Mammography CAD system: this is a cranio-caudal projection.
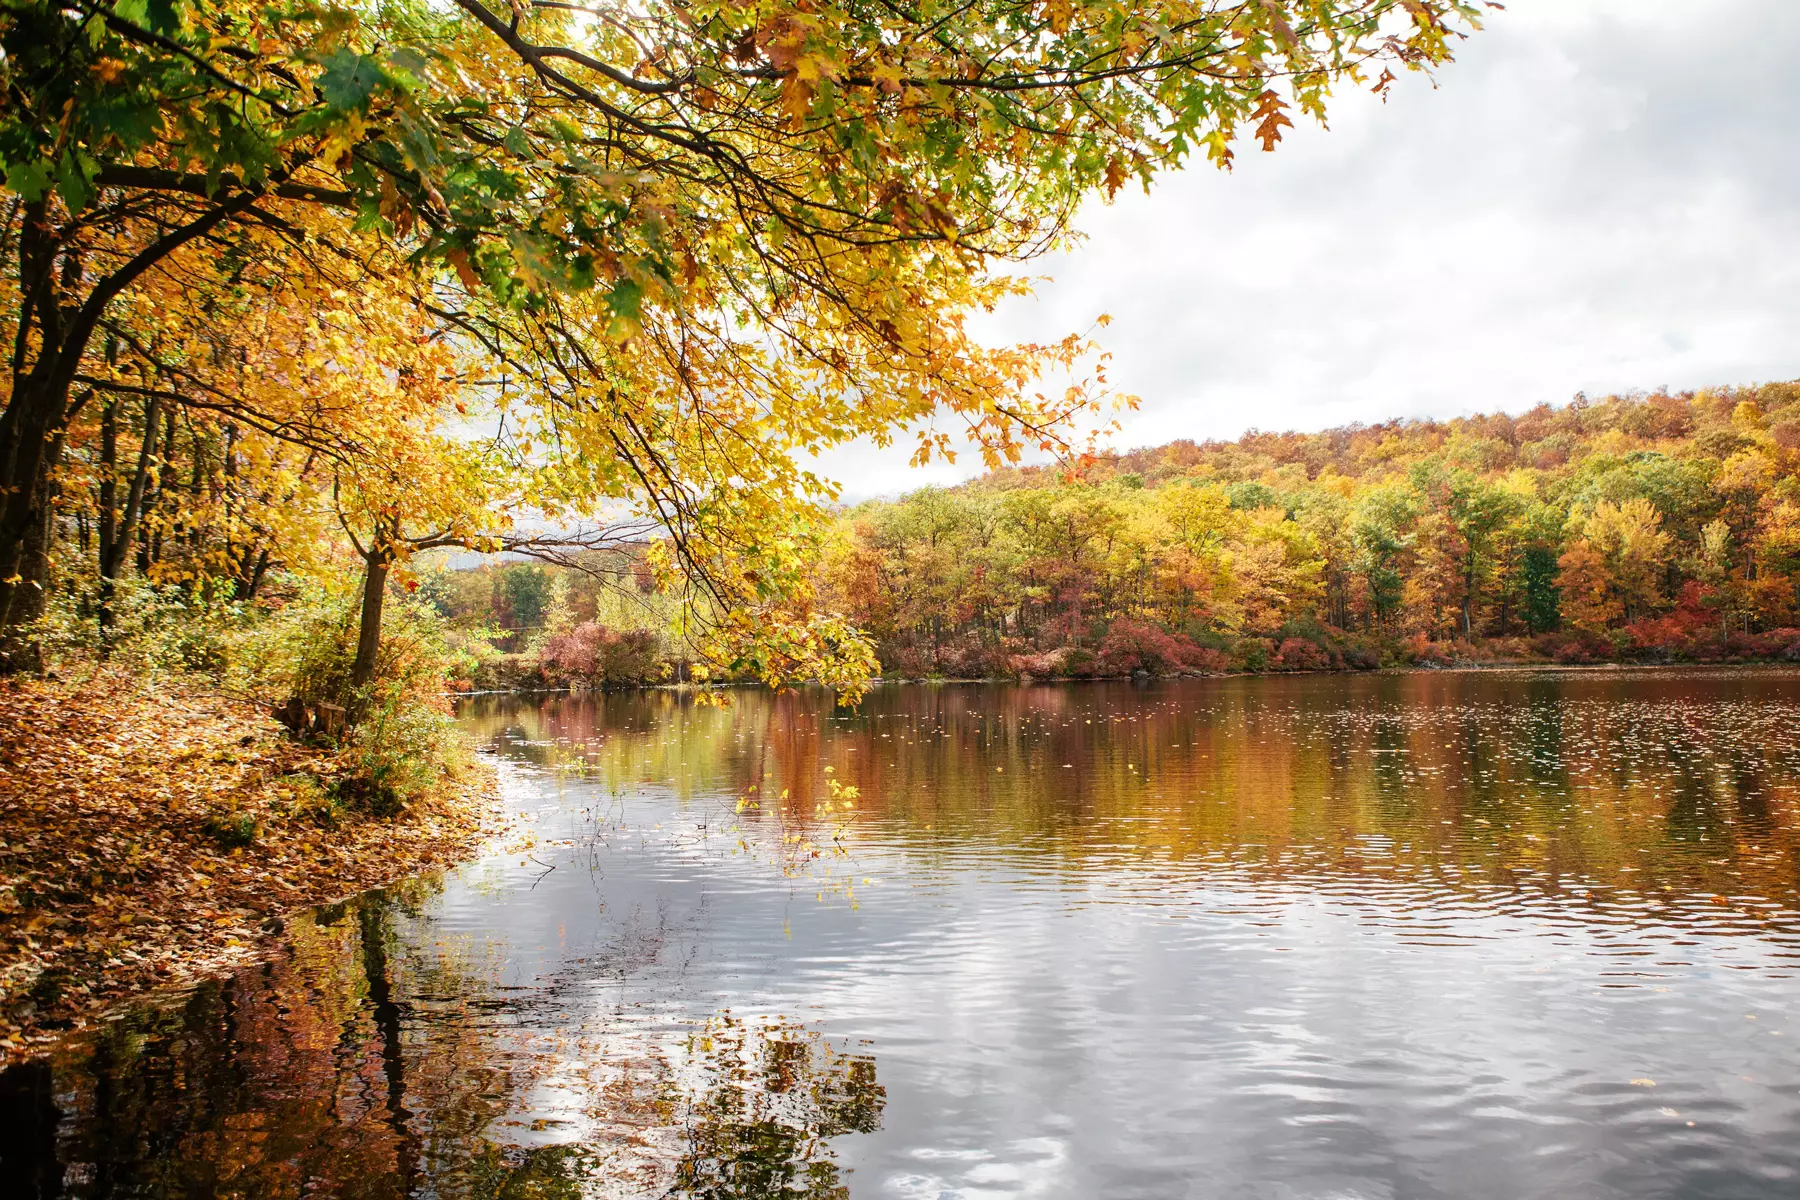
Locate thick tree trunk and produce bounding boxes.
[0,381,69,645]
[349,549,392,701]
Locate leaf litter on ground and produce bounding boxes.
[0,671,498,1062]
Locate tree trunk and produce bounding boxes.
[0,381,70,648]
[0,444,62,672]
[96,394,160,637]
[240,547,271,601]
[349,548,392,701]
[97,399,119,633]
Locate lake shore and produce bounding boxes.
[460,654,1800,698]
[0,673,501,1064]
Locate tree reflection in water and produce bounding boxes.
[5,883,882,1199]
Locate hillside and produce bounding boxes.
[819,382,1800,675]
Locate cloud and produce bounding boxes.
[816,0,1800,501]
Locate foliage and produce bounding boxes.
[540,622,666,688]
[246,580,466,716]
[1,0,1486,691]
[825,383,1800,673]
[338,697,469,817]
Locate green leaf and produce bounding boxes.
[318,48,389,112]
[606,276,643,322]
[144,0,183,35]
[3,160,53,202]
[55,153,96,212]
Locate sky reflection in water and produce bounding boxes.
[17,669,1800,1198]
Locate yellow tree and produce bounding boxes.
[1582,497,1672,622]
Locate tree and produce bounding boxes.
[1350,484,1416,630]
[1520,545,1561,633]
[2,0,1488,666]
[1556,537,1620,634]
[1581,497,1671,622]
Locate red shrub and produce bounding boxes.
[1007,649,1068,678]
[1531,630,1615,663]
[1273,637,1330,671]
[1097,619,1220,675]
[541,623,664,686]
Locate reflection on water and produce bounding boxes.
[8,881,881,1199]
[12,669,1800,1198]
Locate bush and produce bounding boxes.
[935,636,1012,679]
[201,809,258,850]
[1274,637,1330,671]
[1097,619,1223,675]
[1531,630,1614,663]
[540,622,666,687]
[246,581,461,716]
[1006,648,1067,678]
[337,698,468,817]
[272,772,344,829]
[1230,637,1274,672]
[1058,647,1099,677]
[239,579,473,812]
[31,574,247,674]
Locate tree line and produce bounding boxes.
[820,385,1800,676]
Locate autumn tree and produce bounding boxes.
[2,0,1488,669]
[1580,497,1672,622]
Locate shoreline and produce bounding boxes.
[454,657,1800,700]
[0,674,504,1064]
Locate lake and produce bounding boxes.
[10,669,1800,1198]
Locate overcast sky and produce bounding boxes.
[814,0,1800,501]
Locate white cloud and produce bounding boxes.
[816,0,1800,501]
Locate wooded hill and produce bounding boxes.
[817,383,1800,676]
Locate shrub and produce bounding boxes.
[1230,637,1274,672]
[1531,630,1614,663]
[1058,647,1099,677]
[540,622,666,687]
[1274,637,1330,671]
[885,645,933,678]
[936,637,1010,678]
[1098,619,1223,675]
[1338,638,1383,670]
[272,773,343,829]
[201,809,259,850]
[1007,649,1067,678]
[337,698,468,817]
[232,579,465,720]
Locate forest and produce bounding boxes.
[427,382,1800,684]
[819,383,1800,676]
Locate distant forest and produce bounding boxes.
[817,382,1800,676]
[434,383,1800,683]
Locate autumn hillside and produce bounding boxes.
[816,383,1800,677]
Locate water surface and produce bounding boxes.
[13,670,1800,1198]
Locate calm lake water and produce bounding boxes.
[11,670,1800,1198]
